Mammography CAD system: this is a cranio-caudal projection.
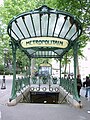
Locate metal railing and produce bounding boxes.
[14,77,30,93]
[11,76,75,100]
[13,76,60,94]
[60,77,74,95]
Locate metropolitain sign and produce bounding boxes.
[20,37,68,48]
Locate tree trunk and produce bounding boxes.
[31,58,35,78]
[64,53,68,78]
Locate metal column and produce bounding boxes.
[9,41,17,101]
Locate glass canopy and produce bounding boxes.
[7,5,82,58]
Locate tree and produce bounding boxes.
[0,0,89,74]
[46,0,90,75]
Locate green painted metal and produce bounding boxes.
[9,41,30,100]
[7,5,82,59]
[7,5,82,102]
[14,77,30,93]
[60,77,74,95]
[60,41,81,101]
[32,76,37,84]
[10,41,17,100]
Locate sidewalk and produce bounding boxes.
[0,75,13,105]
[0,75,23,105]
[80,87,90,112]
[0,79,90,120]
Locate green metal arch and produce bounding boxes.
[7,5,82,58]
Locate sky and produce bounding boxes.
[0,0,3,5]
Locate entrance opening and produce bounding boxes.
[30,92,59,104]
[20,91,67,104]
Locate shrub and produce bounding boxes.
[0,64,4,75]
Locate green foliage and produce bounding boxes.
[0,0,89,74]
[0,0,36,24]
[0,64,4,74]
[0,64,11,75]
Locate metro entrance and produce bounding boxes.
[7,5,82,106]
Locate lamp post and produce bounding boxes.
[1,48,8,89]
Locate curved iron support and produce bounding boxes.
[9,41,17,101]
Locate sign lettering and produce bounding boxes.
[20,37,68,48]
